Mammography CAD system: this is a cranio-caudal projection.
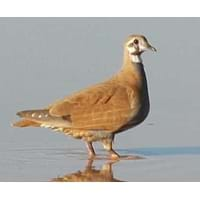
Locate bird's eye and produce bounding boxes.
[128,39,139,47]
[133,39,139,45]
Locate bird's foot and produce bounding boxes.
[109,152,144,160]
[109,153,120,160]
[117,155,144,160]
[87,154,143,160]
[108,150,121,160]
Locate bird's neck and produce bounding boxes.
[120,49,146,87]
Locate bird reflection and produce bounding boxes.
[51,159,124,182]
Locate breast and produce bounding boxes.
[115,73,150,133]
[116,96,149,134]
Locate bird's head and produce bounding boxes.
[124,35,156,63]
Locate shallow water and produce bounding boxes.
[1,146,200,181]
[1,18,200,181]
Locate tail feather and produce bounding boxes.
[17,109,49,119]
[12,119,40,127]
[13,109,71,128]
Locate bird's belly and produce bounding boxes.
[61,128,111,142]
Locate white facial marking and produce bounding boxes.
[139,44,146,51]
[45,114,48,118]
[128,47,136,54]
[130,55,142,63]
[32,113,35,117]
[38,114,42,118]
[127,38,145,63]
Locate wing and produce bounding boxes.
[49,80,137,131]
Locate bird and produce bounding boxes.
[13,34,156,160]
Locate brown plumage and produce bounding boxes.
[13,34,156,159]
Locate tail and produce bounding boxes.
[12,119,40,127]
[12,109,49,127]
[12,109,71,128]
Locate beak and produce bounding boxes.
[148,44,157,52]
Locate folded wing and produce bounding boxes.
[49,80,137,132]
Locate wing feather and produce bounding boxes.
[49,80,137,131]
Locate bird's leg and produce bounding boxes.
[102,137,143,160]
[101,138,120,160]
[109,149,120,159]
[85,142,96,159]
